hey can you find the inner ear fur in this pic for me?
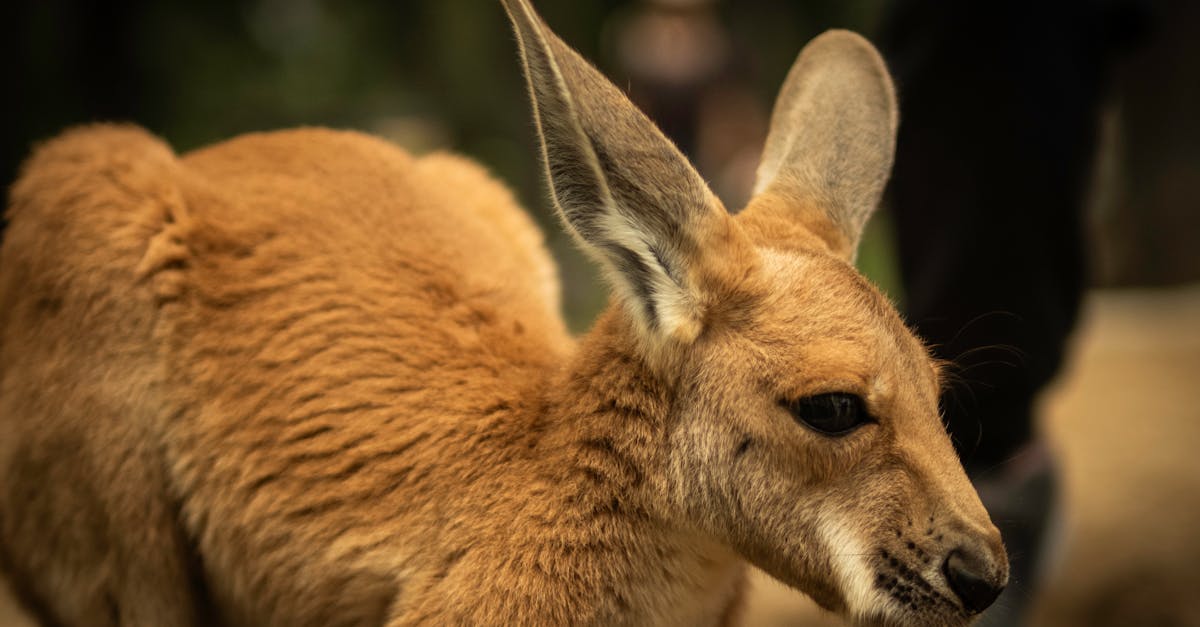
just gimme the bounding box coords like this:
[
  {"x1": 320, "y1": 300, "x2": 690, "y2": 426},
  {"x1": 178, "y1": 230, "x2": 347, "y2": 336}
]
[{"x1": 739, "y1": 29, "x2": 898, "y2": 260}]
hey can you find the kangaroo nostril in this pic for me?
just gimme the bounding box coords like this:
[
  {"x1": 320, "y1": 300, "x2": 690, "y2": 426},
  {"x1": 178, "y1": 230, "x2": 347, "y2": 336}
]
[{"x1": 942, "y1": 548, "x2": 1005, "y2": 614}]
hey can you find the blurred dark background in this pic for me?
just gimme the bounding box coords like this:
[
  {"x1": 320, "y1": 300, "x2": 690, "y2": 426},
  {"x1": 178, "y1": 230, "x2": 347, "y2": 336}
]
[
  {"x1": 3, "y1": 1, "x2": 1199, "y2": 626},
  {"x1": 5, "y1": 0, "x2": 1199, "y2": 325}
]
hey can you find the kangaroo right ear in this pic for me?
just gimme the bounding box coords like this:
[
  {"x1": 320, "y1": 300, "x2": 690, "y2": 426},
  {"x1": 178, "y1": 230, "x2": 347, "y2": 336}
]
[
  {"x1": 742, "y1": 30, "x2": 898, "y2": 260},
  {"x1": 502, "y1": 0, "x2": 741, "y2": 346}
]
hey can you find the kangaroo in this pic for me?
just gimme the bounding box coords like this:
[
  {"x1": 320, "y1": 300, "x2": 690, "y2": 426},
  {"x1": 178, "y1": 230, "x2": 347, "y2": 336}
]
[{"x1": 0, "y1": 1, "x2": 1007, "y2": 625}]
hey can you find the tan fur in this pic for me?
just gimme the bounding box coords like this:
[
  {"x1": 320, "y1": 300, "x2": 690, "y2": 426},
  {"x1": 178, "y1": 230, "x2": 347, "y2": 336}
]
[{"x1": 0, "y1": 3, "x2": 1005, "y2": 626}]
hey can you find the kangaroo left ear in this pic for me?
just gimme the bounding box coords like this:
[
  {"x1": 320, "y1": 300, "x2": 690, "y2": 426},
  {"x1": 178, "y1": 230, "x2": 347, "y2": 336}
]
[
  {"x1": 742, "y1": 30, "x2": 898, "y2": 260},
  {"x1": 502, "y1": 0, "x2": 746, "y2": 345}
]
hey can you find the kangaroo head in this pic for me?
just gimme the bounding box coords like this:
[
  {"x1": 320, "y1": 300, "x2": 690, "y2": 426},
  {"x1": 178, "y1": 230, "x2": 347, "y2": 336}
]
[{"x1": 503, "y1": 1, "x2": 1007, "y2": 624}]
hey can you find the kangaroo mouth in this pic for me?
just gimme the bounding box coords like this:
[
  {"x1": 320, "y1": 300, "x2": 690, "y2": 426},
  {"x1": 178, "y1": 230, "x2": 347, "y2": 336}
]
[{"x1": 873, "y1": 548, "x2": 962, "y2": 615}]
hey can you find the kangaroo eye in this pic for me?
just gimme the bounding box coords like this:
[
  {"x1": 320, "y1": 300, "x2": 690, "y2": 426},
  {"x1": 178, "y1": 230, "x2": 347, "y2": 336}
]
[{"x1": 782, "y1": 393, "x2": 872, "y2": 436}]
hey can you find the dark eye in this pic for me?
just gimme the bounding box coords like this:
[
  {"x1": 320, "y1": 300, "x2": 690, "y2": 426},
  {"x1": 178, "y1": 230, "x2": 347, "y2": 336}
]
[{"x1": 781, "y1": 393, "x2": 872, "y2": 436}]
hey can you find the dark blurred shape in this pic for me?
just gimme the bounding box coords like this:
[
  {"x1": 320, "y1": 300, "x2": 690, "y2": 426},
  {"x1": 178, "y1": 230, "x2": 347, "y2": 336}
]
[
  {"x1": 878, "y1": 0, "x2": 1150, "y2": 472},
  {"x1": 3, "y1": 0, "x2": 156, "y2": 186},
  {"x1": 877, "y1": 1, "x2": 1152, "y2": 624},
  {"x1": 1091, "y1": 1, "x2": 1200, "y2": 287}
]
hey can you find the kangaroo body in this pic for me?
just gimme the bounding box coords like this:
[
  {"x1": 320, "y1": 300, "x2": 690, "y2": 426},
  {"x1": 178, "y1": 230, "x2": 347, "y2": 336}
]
[
  {"x1": 1, "y1": 127, "x2": 740, "y2": 625},
  {"x1": 0, "y1": 2, "x2": 1009, "y2": 626}
]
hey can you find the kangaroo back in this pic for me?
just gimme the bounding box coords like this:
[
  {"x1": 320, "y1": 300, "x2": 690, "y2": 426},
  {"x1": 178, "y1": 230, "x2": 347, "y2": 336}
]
[{"x1": 0, "y1": 125, "x2": 568, "y2": 626}]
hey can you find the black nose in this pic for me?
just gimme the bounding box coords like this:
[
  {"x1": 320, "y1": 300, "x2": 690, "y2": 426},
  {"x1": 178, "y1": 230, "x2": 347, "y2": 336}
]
[{"x1": 942, "y1": 548, "x2": 1005, "y2": 614}]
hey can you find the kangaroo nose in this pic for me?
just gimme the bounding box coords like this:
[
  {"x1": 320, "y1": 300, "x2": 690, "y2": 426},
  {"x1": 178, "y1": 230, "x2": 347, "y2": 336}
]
[{"x1": 942, "y1": 548, "x2": 1006, "y2": 614}]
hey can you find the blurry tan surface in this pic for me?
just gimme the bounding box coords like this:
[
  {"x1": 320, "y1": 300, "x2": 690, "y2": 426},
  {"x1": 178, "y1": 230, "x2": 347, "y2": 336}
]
[
  {"x1": 1031, "y1": 286, "x2": 1200, "y2": 627},
  {"x1": 0, "y1": 574, "x2": 30, "y2": 627},
  {"x1": 1, "y1": 286, "x2": 1197, "y2": 626}
]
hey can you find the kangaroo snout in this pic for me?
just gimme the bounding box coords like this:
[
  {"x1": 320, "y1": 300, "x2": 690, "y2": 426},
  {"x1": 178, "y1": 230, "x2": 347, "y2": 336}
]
[{"x1": 942, "y1": 539, "x2": 1008, "y2": 614}]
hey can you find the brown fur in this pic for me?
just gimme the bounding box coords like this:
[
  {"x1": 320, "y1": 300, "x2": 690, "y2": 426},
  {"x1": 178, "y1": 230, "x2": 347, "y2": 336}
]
[{"x1": 0, "y1": 2, "x2": 1005, "y2": 626}]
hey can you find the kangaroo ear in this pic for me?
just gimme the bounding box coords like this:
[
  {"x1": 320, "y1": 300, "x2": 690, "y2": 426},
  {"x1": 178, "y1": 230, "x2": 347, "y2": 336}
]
[
  {"x1": 502, "y1": 0, "x2": 736, "y2": 344},
  {"x1": 745, "y1": 30, "x2": 898, "y2": 259}
]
